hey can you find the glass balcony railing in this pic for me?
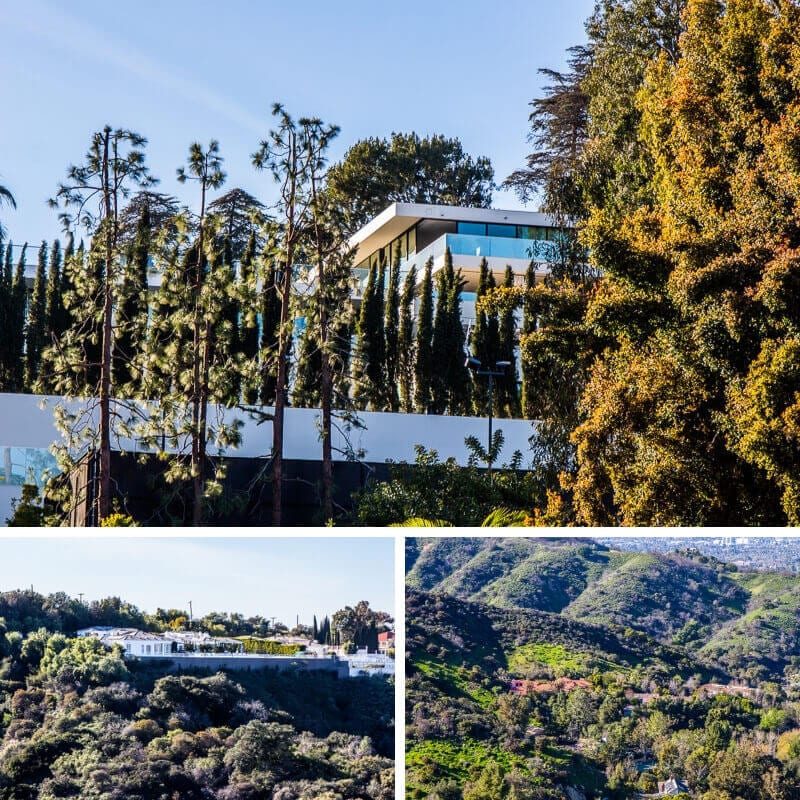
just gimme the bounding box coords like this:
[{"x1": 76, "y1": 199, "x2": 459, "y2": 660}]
[
  {"x1": 398, "y1": 233, "x2": 559, "y2": 282},
  {"x1": 354, "y1": 233, "x2": 562, "y2": 296},
  {"x1": 443, "y1": 233, "x2": 560, "y2": 262}
]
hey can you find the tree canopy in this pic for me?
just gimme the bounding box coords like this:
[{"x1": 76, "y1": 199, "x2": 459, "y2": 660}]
[{"x1": 325, "y1": 131, "x2": 494, "y2": 235}]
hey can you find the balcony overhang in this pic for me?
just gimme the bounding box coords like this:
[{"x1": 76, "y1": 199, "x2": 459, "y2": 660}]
[{"x1": 348, "y1": 202, "x2": 556, "y2": 265}]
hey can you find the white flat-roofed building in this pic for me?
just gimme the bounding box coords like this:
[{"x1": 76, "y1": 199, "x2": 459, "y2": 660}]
[
  {"x1": 79, "y1": 627, "x2": 172, "y2": 657},
  {"x1": 348, "y1": 202, "x2": 563, "y2": 298}
]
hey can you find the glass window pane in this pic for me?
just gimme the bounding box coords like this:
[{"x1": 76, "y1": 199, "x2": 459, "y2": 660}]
[
  {"x1": 457, "y1": 221, "x2": 486, "y2": 235},
  {"x1": 487, "y1": 223, "x2": 515, "y2": 238}
]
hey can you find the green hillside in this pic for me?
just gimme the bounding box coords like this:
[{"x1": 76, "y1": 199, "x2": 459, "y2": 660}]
[
  {"x1": 406, "y1": 543, "x2": 800, "y2": 800},
  {"x1": 699, "y1": 572, "x2": 800, "y2": 679},
  {"x1": 561, "y1": 550, "x2": 747, "y2": 643},
  {"x1": 406, "y1": 538, "x2": 800, "y2": 677}
]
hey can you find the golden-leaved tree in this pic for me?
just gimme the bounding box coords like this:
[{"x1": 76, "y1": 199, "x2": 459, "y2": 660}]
[{"x1": 571, "y1": 0, "x2": 800, "y2": 524}]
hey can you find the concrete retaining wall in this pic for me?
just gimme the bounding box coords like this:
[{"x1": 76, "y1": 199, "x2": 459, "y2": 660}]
[{"x1": 134, "y1": 654, "x2": 350, "y2": 678}]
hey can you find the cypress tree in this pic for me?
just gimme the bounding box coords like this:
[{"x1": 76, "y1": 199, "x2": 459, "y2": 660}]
[
  {"x1": 383, "y1": 242, "x2": 401, "y2": 411},
  {"x1": 39, "y1": 240, "x2": 65, "y2": 394},
  {"x1": 331, "y1": 315, "x2": 353, "y2": 408},
  {"x1": 430, "y1": 270, "x2": 449, "y2": 413},
  {"x1": 414, "y1": 257, "x2": 434, "y2": 413},
  {"x1": 431, "y1": 248, "x2": 468, "y2": 414},
  {"x1": 352, "y1": 258, "x2": 385, "y2": 410},
  {"x1": 497, "y1": 265, "x2": 520, "y2": 418},
  {"x1": 238, "y1": 232, "x2": 260, "y2": 403},
  {"x1": 397, "y1": 264, "x2": 417, "y2": 413},
  {"x1": 8, "y1": 243, "x2": 27, "y2": 392},
  {"x1": 521, "y1": 260, "x2": 537, "y2": 417},
  {"x1": 445, "y1": 265, "x2": 471, "y2": 415},
  {"x1": 115, "y1": 205, "x2": 151, "y2": 392},
  {"x1": 471, "y1": 257, "x2": 492, "y2": 415},
  {"x1": 259, "y1": 254, "x2": 281, "y2": 406},
  {"x1": 45, "y1": 240, "x2": 64, "y2": 339},
  {"x1": 292, "y1": 313, "x2": 322, "y2": 408},
  {"x1": 25, "y1": 242, "x2": 48, "y2": 390},
  {"x1": 351, "y1": 261, "x2": 376, "y2": 410}
]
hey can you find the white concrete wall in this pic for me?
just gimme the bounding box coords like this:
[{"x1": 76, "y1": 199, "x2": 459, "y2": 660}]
[
  {"x1": 0, "y1": 393, "x2": 537, "y2": 522},
  {"x1": 1, "y1": 393, "x2": 536, "y2": 465}
]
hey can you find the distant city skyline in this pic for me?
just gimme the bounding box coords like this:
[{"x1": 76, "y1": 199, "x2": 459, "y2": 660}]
[
  {"x1": 0, "y1": 537, "x2": 394, "y2": 625},
  {"x1": 0, "y1": 0, "x2": 595, "y2": 246},
  {"x1": 597, "y1": 536, "x2": 800, "y2": 573}
]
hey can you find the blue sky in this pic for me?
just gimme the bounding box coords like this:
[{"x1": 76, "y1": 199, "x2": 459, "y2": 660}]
[
  {"x1": 0, "y1": 0, "x2": 595, "y2": 247},
  {"x1": 0, "y1": 537, "x2": 394, "y2": 625}
]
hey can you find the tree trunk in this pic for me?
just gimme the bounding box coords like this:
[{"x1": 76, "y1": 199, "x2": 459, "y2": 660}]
[
  {"x1": 310, "y1": 173, "x2": 333, "y2": 521},
  {"x1": 97, "y1": 130, "x2": 113, "y2": 524},
  {"x1": 272, "y1": 254, "x2": 292, "y2": 526}
]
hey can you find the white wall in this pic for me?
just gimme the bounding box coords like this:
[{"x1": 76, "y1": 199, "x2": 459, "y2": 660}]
[
  {"x1": 1, "y1": 393, "x2": 537, "y2": 522},
  {"x1": 1, "y1": 393, "x2": 536, "y2": 465}
]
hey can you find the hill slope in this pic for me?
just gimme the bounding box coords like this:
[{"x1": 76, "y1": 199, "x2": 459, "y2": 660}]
[{"x1": 406, "y1": 537, "x2": 800, "y2": 676}]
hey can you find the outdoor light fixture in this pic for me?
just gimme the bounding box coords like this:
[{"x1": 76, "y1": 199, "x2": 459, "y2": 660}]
[{"x1": 465, "y1": 357, "x2": 510, "y2": 480}]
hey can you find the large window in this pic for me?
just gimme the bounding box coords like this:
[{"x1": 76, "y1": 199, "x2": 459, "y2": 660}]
[
  {"x1": 457, "y1": 221, "x2": 486, "y2": 235},
  {"x1": 487, "y1": 223, "x2": 516, "y2": 238}
]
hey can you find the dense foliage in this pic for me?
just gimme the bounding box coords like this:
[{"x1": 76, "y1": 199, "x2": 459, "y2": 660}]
[
  {"x1": 354, "y1": 444, "x2": 543, "y2": 527},
  {"x1": 324, "y1": 132, "x2": 494, "y2": 236},
  {"x1": 406, "y1": 538, "x2": 800, "y2": 799},
  {"x1": 494, "y1": 0, "x2": 800, "y2": 524}
]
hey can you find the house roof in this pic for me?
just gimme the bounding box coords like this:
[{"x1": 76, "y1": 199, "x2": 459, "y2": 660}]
[{"x1": 105, "y1": 629, "x2": 163, "y2": 641}]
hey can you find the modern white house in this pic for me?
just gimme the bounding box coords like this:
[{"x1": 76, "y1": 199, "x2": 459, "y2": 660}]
[
  {"x1": 78, "y1": 627, "x2": 173, "y2": 656},
  {"x1": 349, "y1": 202, "x2": 560, "y2": 294},
  {"x1": 78, "y1": 627, "x2": 244, "y2": 656}
]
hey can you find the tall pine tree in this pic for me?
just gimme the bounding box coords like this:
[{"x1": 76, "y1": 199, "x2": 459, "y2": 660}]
[{"x1": 258, "y1": 240, "x2": 282, "y2": 407}]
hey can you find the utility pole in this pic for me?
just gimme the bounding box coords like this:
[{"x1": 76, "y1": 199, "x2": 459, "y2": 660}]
[{"x1": 465, "y1": 358, "x2": 510, "y2": 480}]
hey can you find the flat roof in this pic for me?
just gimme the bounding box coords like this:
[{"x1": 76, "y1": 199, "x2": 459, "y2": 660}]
[{"x1": 348, "y1": 202, "x2": 557, "y2": 264}]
